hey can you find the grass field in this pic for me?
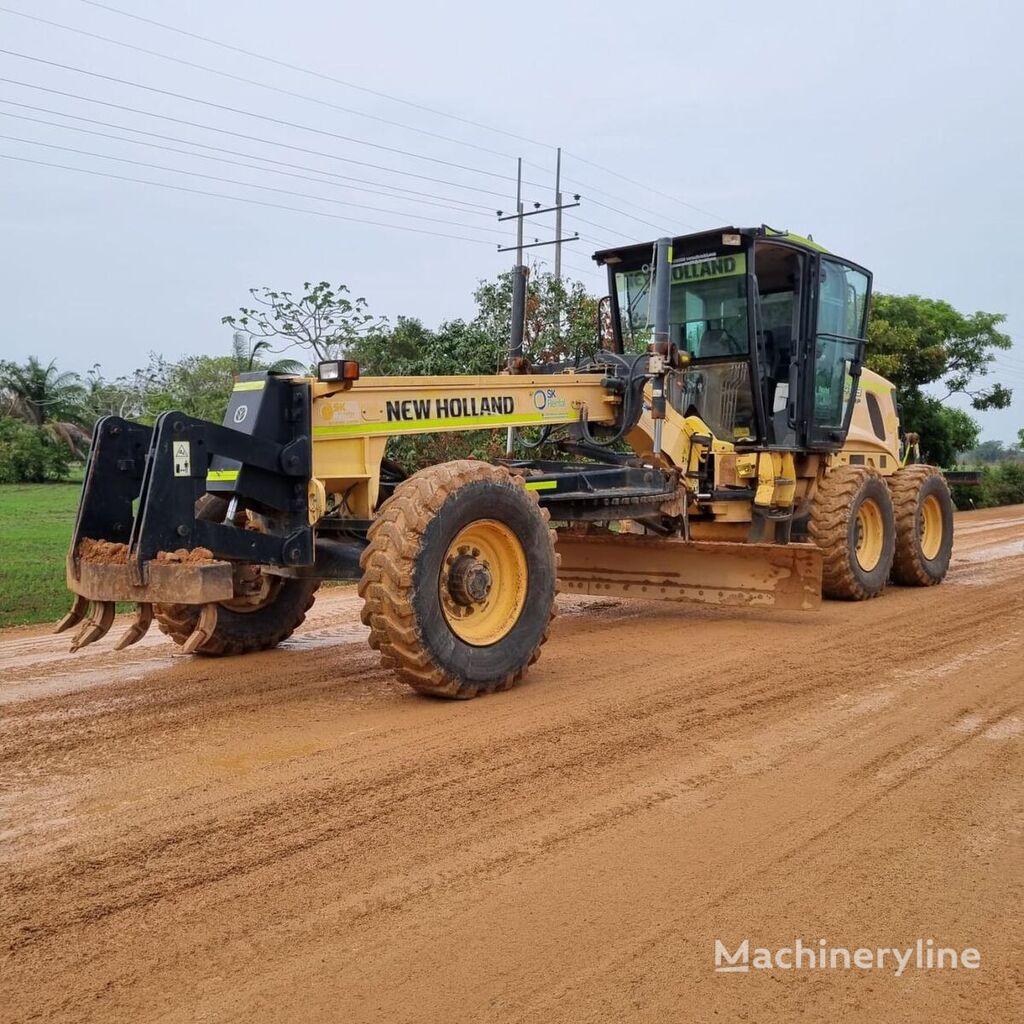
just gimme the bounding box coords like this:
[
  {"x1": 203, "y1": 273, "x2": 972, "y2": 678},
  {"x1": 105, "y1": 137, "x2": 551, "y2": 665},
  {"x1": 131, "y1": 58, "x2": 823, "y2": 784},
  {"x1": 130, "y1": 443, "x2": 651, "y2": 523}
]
[{"x1": 0, "y1": 481, "x2": 83, "y2": 628}]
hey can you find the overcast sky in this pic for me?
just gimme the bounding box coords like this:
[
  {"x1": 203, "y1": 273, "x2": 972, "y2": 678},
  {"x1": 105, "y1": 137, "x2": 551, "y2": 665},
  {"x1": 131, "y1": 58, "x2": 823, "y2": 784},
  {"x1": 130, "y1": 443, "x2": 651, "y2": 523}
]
[{"x1": 2, "y1": 0, "x2": 1022, "y2": 440}]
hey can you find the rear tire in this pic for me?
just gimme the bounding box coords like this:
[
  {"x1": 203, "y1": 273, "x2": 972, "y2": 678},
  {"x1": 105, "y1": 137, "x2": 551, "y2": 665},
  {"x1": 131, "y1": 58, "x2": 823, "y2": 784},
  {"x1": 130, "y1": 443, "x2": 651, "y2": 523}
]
[
  {"x1": 358, "y1": 461, "x2": 557, "y2": 698},
  {"x1": 153, "y1": 495, "x2": 319, "y2": 656},
  {"x1": 809, "y1": 464, "x2": 895, "y2": 600},
  {"x1": 888, "y1": 465, "x2": 954, "y2": 586}
]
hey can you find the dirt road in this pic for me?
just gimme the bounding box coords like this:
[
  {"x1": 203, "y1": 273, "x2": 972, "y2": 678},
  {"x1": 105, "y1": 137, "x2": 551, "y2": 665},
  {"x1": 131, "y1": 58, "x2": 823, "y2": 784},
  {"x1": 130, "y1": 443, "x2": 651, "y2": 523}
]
[{"x1": 2, "y1": 506, "x2": 1022, "y2": 1023}]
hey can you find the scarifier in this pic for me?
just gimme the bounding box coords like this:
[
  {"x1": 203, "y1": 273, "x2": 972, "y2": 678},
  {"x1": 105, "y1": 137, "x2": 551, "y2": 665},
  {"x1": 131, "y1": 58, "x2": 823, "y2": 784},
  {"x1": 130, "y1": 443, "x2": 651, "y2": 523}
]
[{"x1": 59, "y1": 227, "x2": 955, "y2": 697}]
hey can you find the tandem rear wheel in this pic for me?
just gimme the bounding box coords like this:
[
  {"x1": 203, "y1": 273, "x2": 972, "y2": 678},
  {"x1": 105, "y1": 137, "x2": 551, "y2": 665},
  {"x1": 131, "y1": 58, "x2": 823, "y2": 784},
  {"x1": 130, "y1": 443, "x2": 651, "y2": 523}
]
[
  {"x1": 809, "y1": 464, "x2": 896, "y2": 600},
  {"x1": 809, "y1": 462, "x2": 954, "y2": 600},
  {"x1": 888, "y1": 465, "x2": 954, "y2": 586}
]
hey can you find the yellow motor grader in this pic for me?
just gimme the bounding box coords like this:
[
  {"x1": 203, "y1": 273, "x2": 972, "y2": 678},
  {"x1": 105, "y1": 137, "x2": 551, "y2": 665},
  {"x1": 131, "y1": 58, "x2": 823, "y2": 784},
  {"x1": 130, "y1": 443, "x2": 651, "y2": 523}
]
[{"x1": 60, "y1": 226, "x2": 954, "y2": 697}]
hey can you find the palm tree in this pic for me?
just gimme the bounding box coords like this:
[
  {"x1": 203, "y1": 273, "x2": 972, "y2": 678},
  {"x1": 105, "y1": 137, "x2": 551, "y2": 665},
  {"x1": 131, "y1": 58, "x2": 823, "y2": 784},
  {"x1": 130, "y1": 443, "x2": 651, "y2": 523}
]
[
  {"x1": 230, "y1": 332, "x2": 305, "y2": 375},
  {"x1": 0, "y1": 357, "x2": 90, "y2": 457}
]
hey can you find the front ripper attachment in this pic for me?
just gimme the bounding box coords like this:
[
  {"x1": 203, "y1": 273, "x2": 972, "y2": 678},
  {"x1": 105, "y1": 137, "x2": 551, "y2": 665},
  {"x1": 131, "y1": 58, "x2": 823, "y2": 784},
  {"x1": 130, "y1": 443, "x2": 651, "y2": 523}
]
[
  {"x1": 59, "y1": 375, "x2": 313, "y2": 652},
  {"x1": 555, "y1": 533, "x2": 823, "y2": 611}
]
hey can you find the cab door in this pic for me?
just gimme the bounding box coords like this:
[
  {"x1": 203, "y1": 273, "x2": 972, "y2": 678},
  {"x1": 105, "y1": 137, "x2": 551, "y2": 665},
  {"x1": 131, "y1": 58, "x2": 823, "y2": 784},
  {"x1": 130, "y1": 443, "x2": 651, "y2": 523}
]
[{"x1": 802, "y1": 256, "x2": 872, "y2": 449}]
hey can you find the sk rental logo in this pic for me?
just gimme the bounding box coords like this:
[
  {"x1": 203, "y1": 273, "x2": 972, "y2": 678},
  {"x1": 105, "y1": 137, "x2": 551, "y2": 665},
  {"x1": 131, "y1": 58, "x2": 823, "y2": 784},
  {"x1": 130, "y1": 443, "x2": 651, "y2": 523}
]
[{"x1": 714, "y1": 938, "x2": 981, "y2": 976}]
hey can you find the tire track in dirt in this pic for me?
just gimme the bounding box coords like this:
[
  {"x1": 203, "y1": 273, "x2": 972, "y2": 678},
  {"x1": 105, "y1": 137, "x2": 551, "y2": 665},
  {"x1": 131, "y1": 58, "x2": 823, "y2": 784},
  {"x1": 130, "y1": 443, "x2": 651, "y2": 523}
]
[{"x1": 1, "y1": 506, "x2": 1022, "y2": 1023}]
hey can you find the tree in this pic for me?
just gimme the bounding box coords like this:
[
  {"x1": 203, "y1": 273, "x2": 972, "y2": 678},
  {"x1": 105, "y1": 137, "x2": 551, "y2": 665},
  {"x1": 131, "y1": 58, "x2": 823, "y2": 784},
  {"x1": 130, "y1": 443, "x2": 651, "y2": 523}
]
[
  {"x1": 229, "y1": 332, "x2": 305, "y2": 375},
  {"x1": 0, "y1": 357, "x2": 89, "y2": 458},
  {"x1": 133, "y1": 353, "x2": 237, "y2": 424},
  {"x1": 472, "y1": 268, "x2": 601, "y2": 364},
  {"x1": 964, "y1": 439, "x2": 1009, "y2": 464},
  {"x1": 866, "y1": 294, "x2": 1013, "y2": 467},
  {"x1": 867, "y1": 295, "x2": 1012, "y2": 409},
  {"x1": 350, "y1": 317, "x2": 501, "y2": 377},
  {"x1": 0, "y1": 417, "x2": 71, "y2": 482},
  {"x1": 222, "y1": 282, "x2": 384, "y2": 362},
  {"x1": 981, "y1": 462, "x2": 1024, "y2": 507},
  {"x1": 78, "y1": 365, "x2": 150, "y2": 424},
  {"x1": 897, "y1": 395, "x2": 979, "y2": 468}
]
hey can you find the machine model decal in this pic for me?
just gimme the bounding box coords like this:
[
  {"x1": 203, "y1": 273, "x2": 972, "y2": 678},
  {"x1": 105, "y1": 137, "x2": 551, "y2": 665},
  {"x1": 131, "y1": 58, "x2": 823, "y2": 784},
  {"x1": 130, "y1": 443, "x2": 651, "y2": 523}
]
[
  {"x1": 385, "y1": 395, "x2": 515, "y2": 422},
  {"x1": 670, "y1": 252, "x2": 747, "y2": 283}
]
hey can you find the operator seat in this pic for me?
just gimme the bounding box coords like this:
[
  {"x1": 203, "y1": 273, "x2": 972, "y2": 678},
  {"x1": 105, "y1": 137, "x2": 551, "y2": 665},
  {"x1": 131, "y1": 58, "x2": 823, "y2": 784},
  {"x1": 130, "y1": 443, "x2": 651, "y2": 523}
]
[{"x1": 698, "y1": 324, "x2": 740, "y2": 358}]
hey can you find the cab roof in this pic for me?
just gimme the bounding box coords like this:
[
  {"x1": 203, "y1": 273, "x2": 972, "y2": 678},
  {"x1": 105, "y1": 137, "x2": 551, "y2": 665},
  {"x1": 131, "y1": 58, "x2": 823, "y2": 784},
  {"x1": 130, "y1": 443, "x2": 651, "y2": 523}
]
[{"x1": 592, "y1": 224, "x2": 831, "y2": 267}]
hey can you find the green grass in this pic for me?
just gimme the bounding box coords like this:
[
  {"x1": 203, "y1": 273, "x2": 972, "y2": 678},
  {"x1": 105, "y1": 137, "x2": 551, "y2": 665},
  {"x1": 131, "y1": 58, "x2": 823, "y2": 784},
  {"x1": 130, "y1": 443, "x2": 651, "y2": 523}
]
[{"x1": 0, "y1": 481, "x2": 83, "y2": 628}]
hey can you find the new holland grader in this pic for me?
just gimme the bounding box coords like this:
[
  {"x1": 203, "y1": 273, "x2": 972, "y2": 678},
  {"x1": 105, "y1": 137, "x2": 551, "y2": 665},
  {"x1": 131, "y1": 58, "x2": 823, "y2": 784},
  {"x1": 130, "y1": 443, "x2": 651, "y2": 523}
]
[{"x1": 59, "y1": 226, "x2": 955, "y2": 697}]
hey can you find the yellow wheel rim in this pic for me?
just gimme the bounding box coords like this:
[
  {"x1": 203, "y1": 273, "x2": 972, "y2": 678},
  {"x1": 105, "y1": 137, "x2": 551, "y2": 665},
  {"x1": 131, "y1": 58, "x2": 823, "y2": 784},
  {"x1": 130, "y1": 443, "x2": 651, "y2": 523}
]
[
  {"x1": 920, "y1": 494, "x2": 943, "y2": 560},
  {"x1": 439, "y1": 520, "x2": 527, "y2": 646},
  {"x1": 855, "y1": 498, "x2": 885, "y2": 572}
]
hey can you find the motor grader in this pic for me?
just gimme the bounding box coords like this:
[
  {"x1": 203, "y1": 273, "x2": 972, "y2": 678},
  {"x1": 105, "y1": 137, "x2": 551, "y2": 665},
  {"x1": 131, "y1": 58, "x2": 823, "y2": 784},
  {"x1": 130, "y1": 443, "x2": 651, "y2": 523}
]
[{"x1": 59, "y1": 225, "x2": 954, "y2": 698}]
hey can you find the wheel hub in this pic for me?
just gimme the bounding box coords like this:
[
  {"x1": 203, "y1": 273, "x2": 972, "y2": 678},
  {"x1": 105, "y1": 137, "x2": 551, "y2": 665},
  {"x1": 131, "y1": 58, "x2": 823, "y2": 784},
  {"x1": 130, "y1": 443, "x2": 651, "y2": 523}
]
[
  {"x1": 439, "y1": 519, "x2": 528, "y2": 647},
  {"x1": 854, "y1": 498, "x2": 884, "y2": 572},
  {"x1": 447, "y1": 555, "x2": 493, "y2": 606},
  {"x1": 919, "y1": 493, "x2": 943, "y2": 560}
]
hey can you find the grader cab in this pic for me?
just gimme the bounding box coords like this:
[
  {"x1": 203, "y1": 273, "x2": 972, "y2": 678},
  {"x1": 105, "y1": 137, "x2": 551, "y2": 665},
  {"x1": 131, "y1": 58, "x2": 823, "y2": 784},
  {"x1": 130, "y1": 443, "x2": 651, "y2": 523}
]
[{"x1": 59, "y1": 226, "x2": 954, "y2": 698}]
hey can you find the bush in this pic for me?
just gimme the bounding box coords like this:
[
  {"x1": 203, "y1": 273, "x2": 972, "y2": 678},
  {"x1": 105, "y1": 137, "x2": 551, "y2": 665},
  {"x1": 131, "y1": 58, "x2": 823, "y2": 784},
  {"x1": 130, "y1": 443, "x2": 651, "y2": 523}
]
[
  {"x1": 981, "y1": 462, "x2": 1024, "y2": 507},
  {"x1": 0, "y1": 418, "x2": 72, "y2": 483}
]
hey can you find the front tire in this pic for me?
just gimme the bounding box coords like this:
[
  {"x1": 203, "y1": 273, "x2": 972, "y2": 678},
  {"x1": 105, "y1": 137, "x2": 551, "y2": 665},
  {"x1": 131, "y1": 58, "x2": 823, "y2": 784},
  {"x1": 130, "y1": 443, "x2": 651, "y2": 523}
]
[
  {"x1": 888, "y1": 465, "x2": 954, "y2": 586},
  {"x1": 358, "y1": 461, "x2": 557, "y2": 698},
  {"x1": 153, "y1": 495, "x2": 319, "y2": 655},
  {"x1": 809, "y1": 464, "x2": 896, "y2": 600}
]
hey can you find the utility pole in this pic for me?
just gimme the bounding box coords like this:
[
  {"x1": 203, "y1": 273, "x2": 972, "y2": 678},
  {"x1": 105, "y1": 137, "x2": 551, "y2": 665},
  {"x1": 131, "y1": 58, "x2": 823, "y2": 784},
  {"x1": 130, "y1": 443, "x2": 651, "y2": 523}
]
[
  {"x1": 496, "y1": 157, "x2": 580, "y2": 456},
  {"x1": 553, "y1": 147, "x2": 563, "y2": 285}
]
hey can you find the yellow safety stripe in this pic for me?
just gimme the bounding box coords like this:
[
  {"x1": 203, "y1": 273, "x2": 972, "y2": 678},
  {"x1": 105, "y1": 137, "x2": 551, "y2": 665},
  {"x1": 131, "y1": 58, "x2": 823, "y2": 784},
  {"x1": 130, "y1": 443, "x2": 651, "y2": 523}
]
[
  {"x1": 312, "y1": 410, "x2": 580, "y2": 437},
  {"x1": 207, "y1": 469, "x2": 239, "y2": 482},
  {"x1": 524, "y1": 480, "x2": 557, "y2": 491},
  {"x1": 233, "y1": 381, "x2": 265, "y2": 392}
]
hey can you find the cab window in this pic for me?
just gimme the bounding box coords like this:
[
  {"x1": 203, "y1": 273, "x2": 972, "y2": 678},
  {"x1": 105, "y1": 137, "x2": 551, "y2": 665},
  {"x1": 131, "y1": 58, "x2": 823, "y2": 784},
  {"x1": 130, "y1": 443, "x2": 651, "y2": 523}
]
[
  {"x1": 615, "y1": 251, "x2": 749, "y2": 359},
  {"x1": 811, "y1": 259, "x2": 870, "y2": 444}
]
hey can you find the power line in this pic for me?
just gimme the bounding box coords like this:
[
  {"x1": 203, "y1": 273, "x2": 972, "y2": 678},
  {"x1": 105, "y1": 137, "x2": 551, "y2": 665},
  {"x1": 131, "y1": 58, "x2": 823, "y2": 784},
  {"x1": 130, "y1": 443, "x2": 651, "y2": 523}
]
[
  {"x1": 75, "y1": 0, "x2": 552, "y2": 151},
  {"x1": 0, "y1": 133, "x2": 505, "y2": 235},
  {"x1": 572, "y1": 214, "x2": 638, "y2": 244},
  {"x1": 0, "y1": 78, "x2": 521, "y2": 201},
  {"x1": 0, "y1": 151, "x2": 501, "y2": 245},
  {"x1": 72, "y1": 0, "x2": 723, "y2": 227},
  {"x1": 0, "y1": 5, "x2": 533, "y2": 168},
  {"x1": 583, "y1": 194, "x2": 675, "y2": 235},
  {"x1": 562, "y1": 260, "x2": 605, "y2": 281},
  {"x1": 0, "y1": 107, "x2": 499, "y2": 218},
  {"x1": 8, "y1": 115, "x2": 630, "y2": 251},
  {"x1": 0, "y1": 88, "x2": 644, "y2": 245},
  {"x1": 564, "y1": 150, "x2": 727, "y2": 223},
  {"x1": 0, "y1": 49, "x2": 555, "y2": 192}
]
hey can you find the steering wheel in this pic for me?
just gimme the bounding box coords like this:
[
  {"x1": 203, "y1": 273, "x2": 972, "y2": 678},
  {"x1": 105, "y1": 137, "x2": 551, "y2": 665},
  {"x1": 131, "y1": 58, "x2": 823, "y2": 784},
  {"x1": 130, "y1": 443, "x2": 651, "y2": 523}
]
[{"x1": 721, "y1": 330, "x2": 744, "y2": 355}]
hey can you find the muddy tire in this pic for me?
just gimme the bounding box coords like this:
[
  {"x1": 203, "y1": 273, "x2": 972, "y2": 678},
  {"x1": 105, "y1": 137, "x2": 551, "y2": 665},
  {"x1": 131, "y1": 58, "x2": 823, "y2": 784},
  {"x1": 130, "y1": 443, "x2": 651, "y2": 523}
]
[
  {"x1": 809, "y1": 464, "x2": 896, "y2": 600},
  {"x1": 358, "y1": 460, "x2": 557, "y2": 699},
  {"x1": 888, "y1": 465, "x2": 954, "y2": 586},
  {"x1": 154, "y1": 496, "x2": 319, "y2": 656}
]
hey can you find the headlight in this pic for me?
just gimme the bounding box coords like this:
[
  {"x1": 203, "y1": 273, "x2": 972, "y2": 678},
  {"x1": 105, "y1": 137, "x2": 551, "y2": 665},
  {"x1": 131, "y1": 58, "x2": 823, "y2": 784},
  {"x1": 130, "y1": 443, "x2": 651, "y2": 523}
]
[{"x1": 317, "y1": 360, "x2": 360, "y2": 382}]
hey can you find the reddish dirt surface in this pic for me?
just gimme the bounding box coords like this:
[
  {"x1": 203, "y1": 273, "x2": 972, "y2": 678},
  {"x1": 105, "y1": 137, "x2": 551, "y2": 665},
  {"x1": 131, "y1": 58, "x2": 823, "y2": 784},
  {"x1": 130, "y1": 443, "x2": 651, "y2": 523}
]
[{"x1": 2, "y1": 506, "x2": 1022, "y2": 1023}]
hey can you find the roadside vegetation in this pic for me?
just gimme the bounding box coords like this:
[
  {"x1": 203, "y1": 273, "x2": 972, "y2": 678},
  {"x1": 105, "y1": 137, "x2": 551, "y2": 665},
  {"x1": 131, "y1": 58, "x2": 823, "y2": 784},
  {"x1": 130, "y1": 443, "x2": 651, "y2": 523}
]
[{"x1": 0, "y1": 480, "x2": 82, "y2": 627}]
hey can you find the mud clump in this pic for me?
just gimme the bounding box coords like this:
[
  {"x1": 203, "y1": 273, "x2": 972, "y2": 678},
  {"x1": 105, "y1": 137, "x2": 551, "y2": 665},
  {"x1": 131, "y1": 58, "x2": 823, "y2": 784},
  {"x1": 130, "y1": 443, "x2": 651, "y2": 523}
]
[
  {"x1": 155, "y1": 547, "x2": 216, "y2": 565},
  {"x1": 76, "y1": 539, "x2": 217, "y2": 565},
  {"x1": 77, "y1": 538, "x2": 130, "y2": 564}
]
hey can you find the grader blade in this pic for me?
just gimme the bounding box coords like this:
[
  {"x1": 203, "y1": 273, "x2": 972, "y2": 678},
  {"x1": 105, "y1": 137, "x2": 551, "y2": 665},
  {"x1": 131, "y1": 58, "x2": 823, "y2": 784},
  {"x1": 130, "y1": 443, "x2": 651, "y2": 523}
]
[{"x1": 555, "y1": 534, "x2": 822, "y2": 611}]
